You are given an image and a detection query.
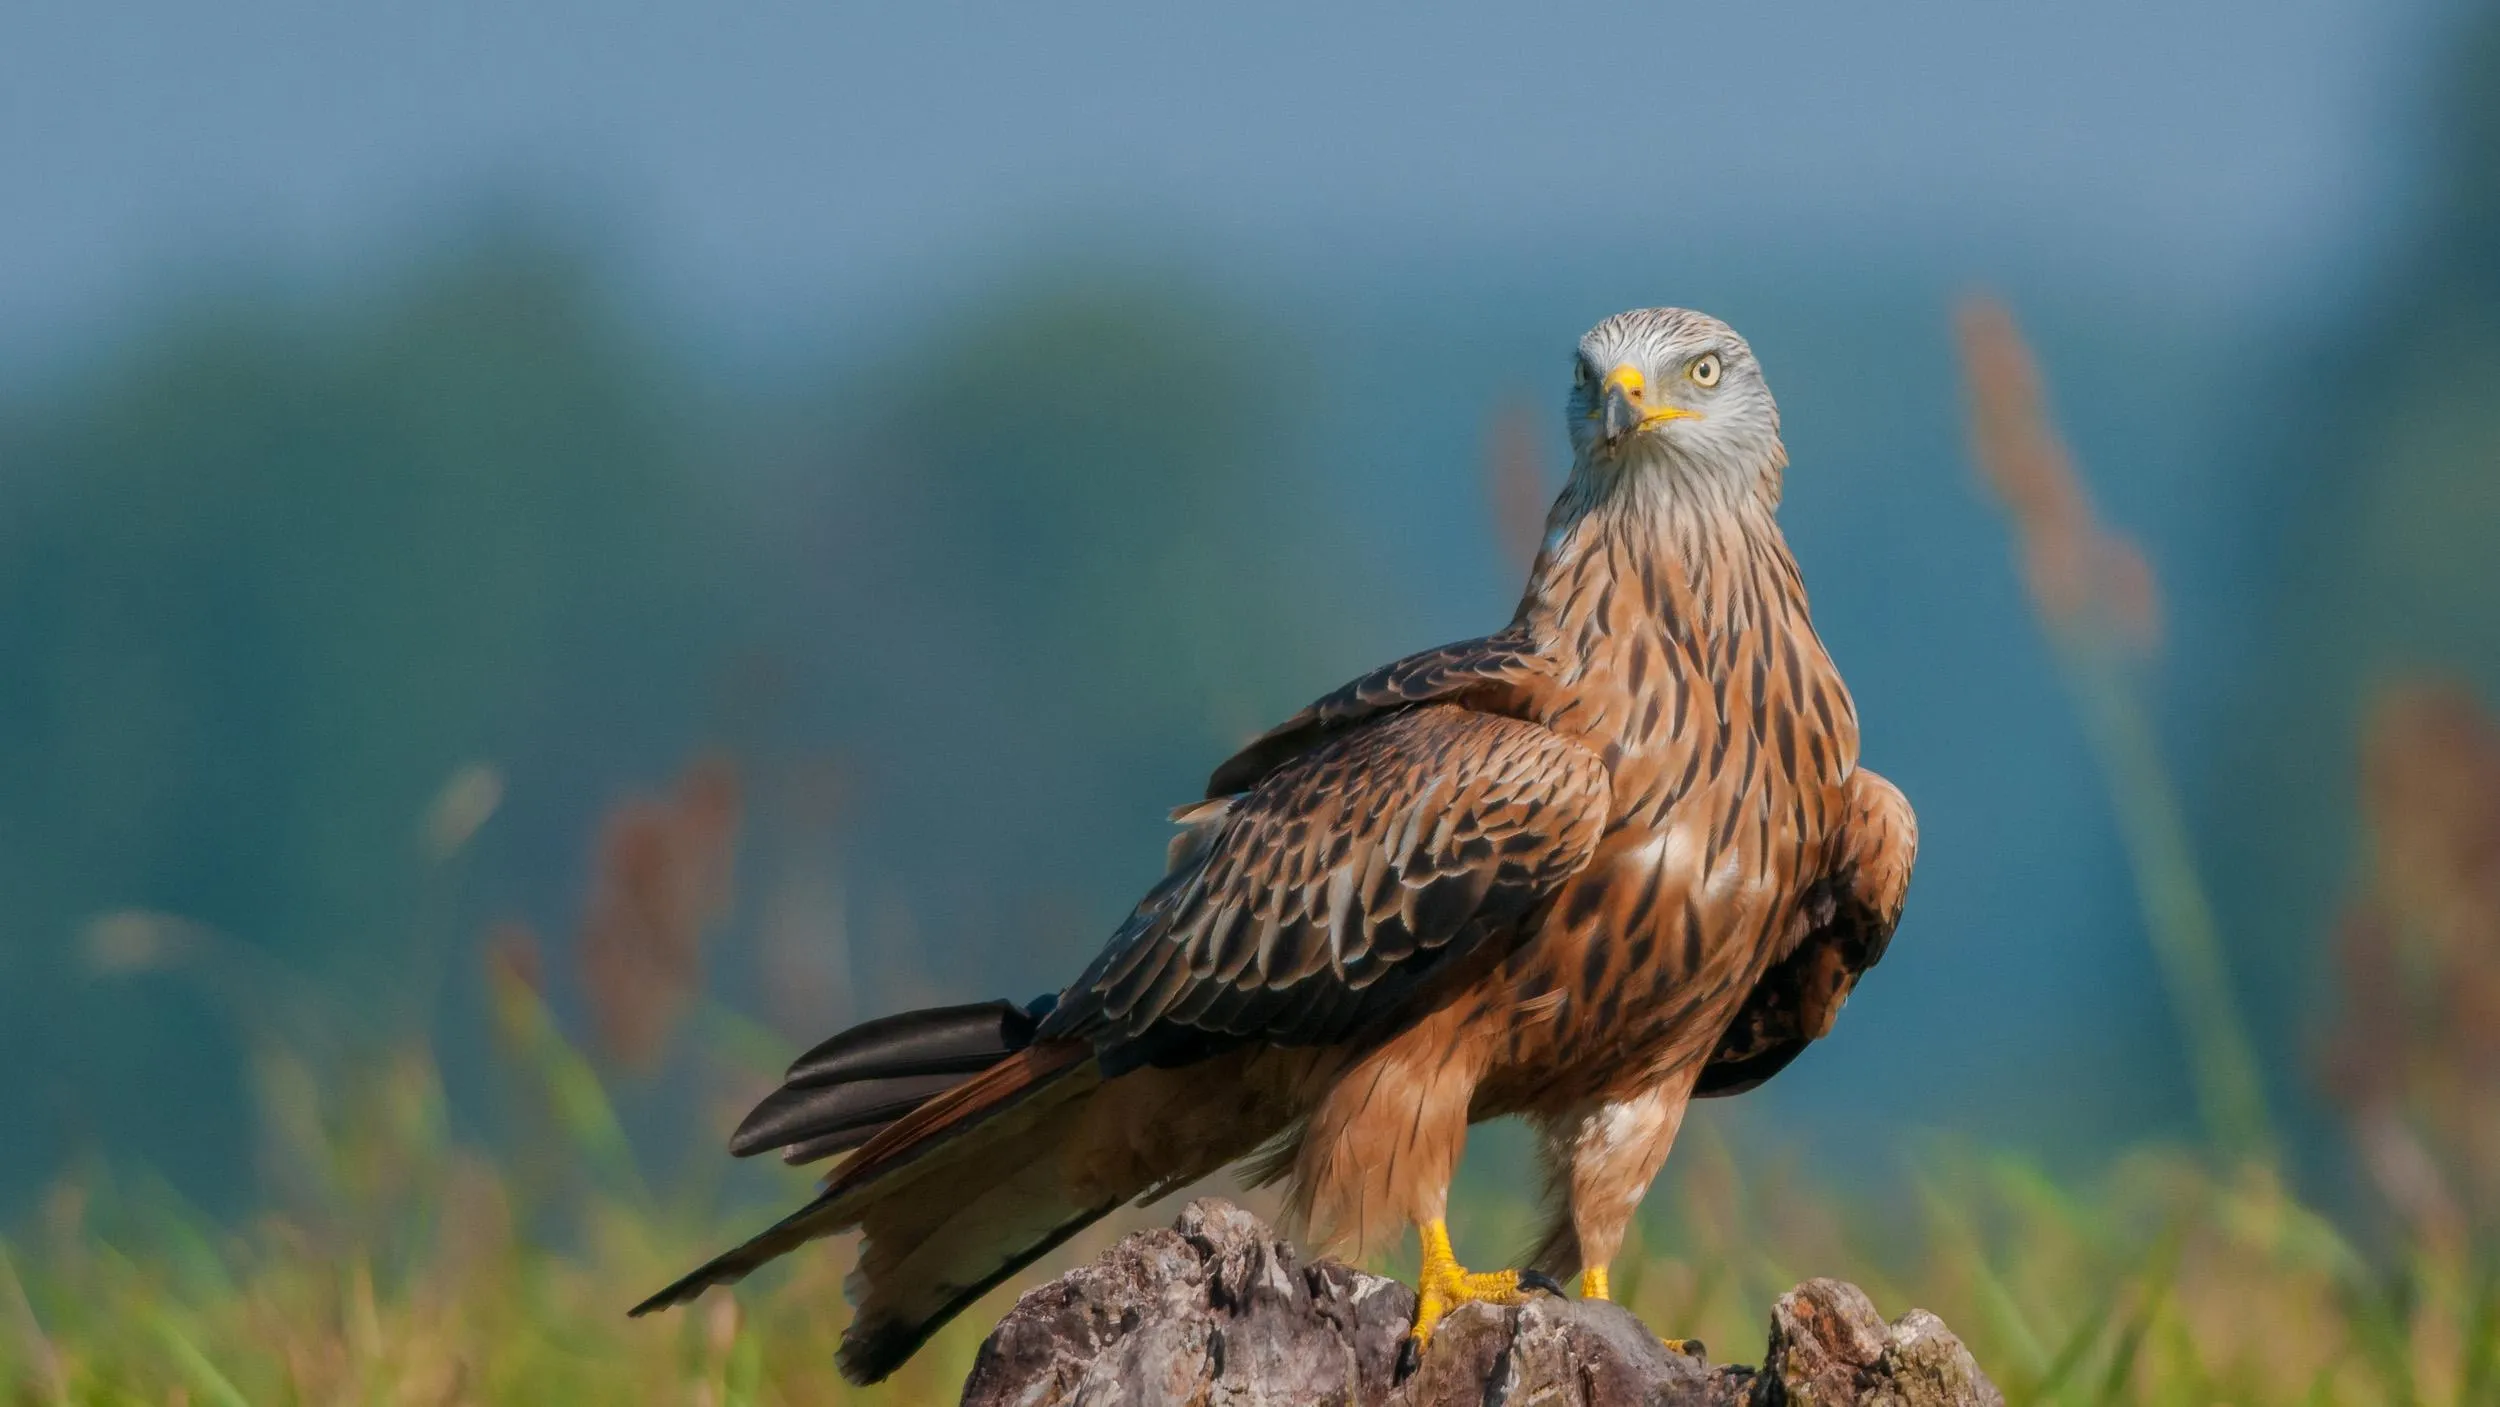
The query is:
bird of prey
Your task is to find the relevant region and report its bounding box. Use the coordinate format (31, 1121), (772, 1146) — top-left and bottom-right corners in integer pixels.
(634, 307), (1916, 1384)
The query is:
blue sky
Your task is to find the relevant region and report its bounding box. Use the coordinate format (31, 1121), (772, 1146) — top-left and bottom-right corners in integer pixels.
(0, 0), (2450, 366)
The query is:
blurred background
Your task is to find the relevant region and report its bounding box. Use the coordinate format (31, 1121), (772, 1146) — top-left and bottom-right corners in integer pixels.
(9, 1), (2500, 1399)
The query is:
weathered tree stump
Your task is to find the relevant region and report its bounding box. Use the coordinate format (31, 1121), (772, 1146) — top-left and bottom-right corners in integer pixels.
(959, 1198), (2003, 1407)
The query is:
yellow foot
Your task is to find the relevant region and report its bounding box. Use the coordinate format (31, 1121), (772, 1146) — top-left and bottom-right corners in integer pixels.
(1580, 1262), (1702, 1358)
(1399, 1220), (1566, 1375)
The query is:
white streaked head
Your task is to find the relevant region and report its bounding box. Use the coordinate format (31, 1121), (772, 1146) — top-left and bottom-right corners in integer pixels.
(1564, 308), (1785, 495)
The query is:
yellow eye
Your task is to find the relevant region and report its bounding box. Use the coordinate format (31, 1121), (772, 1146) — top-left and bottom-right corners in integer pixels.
(1687, 352), (1723, 388)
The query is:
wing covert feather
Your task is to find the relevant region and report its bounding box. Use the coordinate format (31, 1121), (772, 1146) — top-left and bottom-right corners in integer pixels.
(1205, 630), (1552, 797)
(1047, 704), (1607, 1063)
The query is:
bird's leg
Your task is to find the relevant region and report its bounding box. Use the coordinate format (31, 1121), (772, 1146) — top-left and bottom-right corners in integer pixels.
(1573, 1261), (1703, 1356)
(1550, 1077), (1707, 1354)
(1296, 1003), (1559, 1370)
(1407, 1219), (1565, 1360)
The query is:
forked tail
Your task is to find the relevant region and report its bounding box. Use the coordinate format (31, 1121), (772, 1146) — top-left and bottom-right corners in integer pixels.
(631, 1000), (1112, 1383)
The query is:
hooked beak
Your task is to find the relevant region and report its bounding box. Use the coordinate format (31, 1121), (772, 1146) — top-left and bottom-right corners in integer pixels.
(1597, 363), (1699, 445)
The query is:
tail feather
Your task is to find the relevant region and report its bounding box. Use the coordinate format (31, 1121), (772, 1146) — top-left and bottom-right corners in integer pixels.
(830, 1050), (1119, 1381)
(785, 999), (1036, 1087)
(833, 1119), (1122, 1385)
(823, 1038), (1088, 1195)
(836, 1200), (1112, 1383)
(629, 1191), (849, 1318)
(637, 1007), (1315, 1385)
(628, 1034), (1096, 1331)
(729, 999), (1040, 1165)
(730, 1070), (972, 1160)
(776, 1125), (880, 1165)
(828, 1050), (1291, 1383)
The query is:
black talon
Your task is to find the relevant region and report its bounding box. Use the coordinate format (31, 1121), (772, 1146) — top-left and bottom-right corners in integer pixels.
(1518, 1269), (1568, 1296)
(1395, 1336), (1422, 1380)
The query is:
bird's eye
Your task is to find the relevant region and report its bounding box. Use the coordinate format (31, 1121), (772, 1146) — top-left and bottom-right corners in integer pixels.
(1573, 357), (1595, 390)
(1687, 353), (1723, 388)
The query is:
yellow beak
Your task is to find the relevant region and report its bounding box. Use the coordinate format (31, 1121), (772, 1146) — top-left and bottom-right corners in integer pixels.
(1597, 363), (1699, 443)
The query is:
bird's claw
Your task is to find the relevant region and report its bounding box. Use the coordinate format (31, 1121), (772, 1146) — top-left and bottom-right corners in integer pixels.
(1517, 1269), (1568, 1296)
(1400, 1220), (1570, 1378)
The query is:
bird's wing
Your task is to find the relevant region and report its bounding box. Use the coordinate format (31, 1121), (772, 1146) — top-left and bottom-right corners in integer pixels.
(1204, 629), (1552, 797)
(1695, 767), (1916, 1097)
(1044, 702), (1609, 1068)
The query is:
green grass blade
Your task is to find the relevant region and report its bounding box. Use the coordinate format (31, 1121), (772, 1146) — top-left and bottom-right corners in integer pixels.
(150, 1317), (251, 1407)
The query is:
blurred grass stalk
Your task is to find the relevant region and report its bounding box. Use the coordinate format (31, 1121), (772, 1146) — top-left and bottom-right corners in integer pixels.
(1955, 296), (2275, 1169)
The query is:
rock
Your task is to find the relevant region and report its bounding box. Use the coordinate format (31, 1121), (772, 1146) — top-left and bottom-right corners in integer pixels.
(959, 1198), (2001, 1407)
(960, 1199), (1411, 1407)
(1763, 1279), (1892, 1406)
(1382, 1296), (1742, 1407)
(1758, 1281), (2005, 1407)
(1866, 1311), (2006, 1407)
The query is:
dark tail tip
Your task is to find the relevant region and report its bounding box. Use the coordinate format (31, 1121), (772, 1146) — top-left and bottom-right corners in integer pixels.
(629, 1265), (720, 1318)
(783, 999), (1035, 1086)
(729, 998), (1045, 1165)
(832, 1202), (1112, 1384)
(638, 997), (1068, 1335)
(729, 1070), (974, 1159)
(630, 1193), (835, 1319)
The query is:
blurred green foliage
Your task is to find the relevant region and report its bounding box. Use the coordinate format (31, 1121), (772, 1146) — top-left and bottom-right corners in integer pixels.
(3, 945), (2490, 1404)
(0, 239), (707, 975)
(0, 237), (716, 1207)
(0, 234), (1361, 1217)
(2210, 2), (2500, 1172)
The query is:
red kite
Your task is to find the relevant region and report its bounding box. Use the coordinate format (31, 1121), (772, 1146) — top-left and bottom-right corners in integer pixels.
(636, 308), (1916, 1383)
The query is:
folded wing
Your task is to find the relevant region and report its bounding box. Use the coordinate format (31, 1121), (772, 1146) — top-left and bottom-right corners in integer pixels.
(1045, 701), (1610, 1070)
(1204, 628), (1551, 797)
(1697, 767), (1917, 1096)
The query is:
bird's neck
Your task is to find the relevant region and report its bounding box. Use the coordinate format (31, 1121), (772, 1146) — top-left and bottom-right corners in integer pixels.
(1512, 462), (1805, 655)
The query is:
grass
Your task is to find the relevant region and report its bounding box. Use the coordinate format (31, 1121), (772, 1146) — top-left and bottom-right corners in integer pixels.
(1, 994), (2486, 1405)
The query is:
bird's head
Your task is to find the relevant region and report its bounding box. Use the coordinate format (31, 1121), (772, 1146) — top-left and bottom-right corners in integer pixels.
(1565, 308), (1784, 495)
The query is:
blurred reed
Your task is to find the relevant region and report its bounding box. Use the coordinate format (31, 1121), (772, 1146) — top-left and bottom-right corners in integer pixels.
(576, 753), (742, 1070)
(1483, 398), (1552, 576)
(2325, 681), (2500, 1256)
(1955, 295), (2274, 1169)
(752, 755), (856, 1047)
